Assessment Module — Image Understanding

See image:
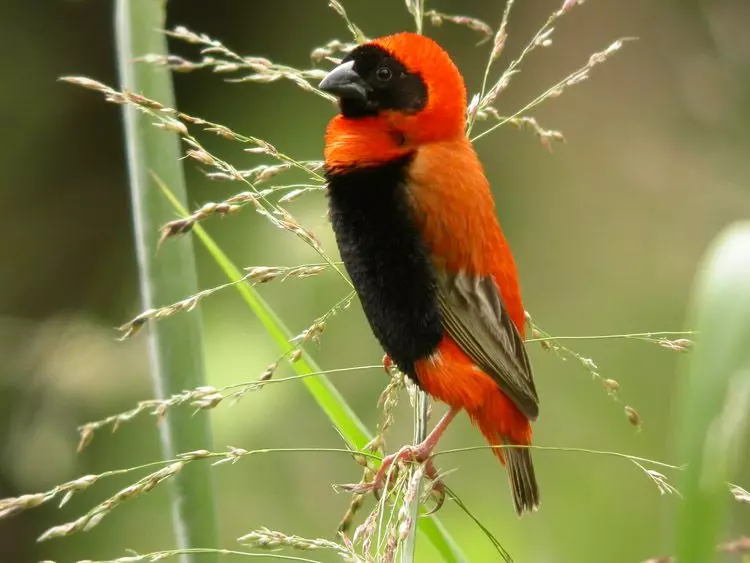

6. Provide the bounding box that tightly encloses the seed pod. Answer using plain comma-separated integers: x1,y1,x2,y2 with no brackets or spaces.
603,379,620,392
624,405,641,428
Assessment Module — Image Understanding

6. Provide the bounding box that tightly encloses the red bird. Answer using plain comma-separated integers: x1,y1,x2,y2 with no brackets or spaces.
320,32,540,514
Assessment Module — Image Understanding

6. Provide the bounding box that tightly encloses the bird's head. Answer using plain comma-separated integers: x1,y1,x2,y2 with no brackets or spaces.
320,32,467,148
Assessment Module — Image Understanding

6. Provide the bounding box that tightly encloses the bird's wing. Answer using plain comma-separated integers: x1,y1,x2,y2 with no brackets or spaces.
434,268,539,420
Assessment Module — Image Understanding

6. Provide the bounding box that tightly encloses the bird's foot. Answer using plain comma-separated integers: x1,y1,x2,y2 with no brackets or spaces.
372,443,432,493
339,409,458,513
339,442,446,512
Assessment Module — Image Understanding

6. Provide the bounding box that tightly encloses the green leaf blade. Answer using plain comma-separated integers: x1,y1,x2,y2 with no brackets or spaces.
676,222,750,563
115,1,220,559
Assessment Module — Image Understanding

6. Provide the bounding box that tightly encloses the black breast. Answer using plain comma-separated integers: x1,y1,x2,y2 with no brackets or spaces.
326,155,443,379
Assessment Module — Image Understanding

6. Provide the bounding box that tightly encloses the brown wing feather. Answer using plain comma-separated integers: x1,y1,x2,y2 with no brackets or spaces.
434,268,539,420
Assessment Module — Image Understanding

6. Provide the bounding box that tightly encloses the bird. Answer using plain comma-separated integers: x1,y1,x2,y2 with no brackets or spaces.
319,31,540,515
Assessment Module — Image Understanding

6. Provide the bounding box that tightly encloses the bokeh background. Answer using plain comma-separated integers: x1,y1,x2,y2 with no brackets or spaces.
1,0,749,562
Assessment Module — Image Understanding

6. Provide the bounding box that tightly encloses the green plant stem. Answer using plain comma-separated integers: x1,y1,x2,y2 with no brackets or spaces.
676,222,750,563
116,1,219,560
401,392,428,562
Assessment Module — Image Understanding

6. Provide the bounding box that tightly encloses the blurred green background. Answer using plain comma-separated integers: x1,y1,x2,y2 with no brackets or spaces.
1,0,749,562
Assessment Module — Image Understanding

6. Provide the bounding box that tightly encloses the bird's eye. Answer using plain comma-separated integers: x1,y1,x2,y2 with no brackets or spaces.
375,66,392,82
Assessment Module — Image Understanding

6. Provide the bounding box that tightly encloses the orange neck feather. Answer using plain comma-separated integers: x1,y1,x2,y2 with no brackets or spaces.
325,32,468,168
324,115,412,168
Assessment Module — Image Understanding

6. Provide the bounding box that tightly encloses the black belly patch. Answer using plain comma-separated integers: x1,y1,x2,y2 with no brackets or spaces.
326,155,443,380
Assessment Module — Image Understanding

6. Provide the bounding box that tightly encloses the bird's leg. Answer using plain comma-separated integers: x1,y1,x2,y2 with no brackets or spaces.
370,407,459,498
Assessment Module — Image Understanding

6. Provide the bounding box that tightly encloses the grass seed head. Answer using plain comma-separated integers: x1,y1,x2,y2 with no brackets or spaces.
604,378,620,393
625,405,642,429
560,0,585,13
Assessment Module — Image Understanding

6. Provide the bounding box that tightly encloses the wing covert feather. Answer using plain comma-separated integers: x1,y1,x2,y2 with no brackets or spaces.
435,269,539,420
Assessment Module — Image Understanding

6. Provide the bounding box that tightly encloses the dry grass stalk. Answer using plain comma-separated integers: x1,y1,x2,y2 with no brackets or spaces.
526,316,692,430
471,36,634,143
3,445,382,539
80,293,361,448
290,292,356,348
145,26,336,101
529,316,635,422
38,462,185,541
731,484,750,503
328,0,367,44
338,368,405,535
425,10,493,42
239,527,348,553
311,39,360,63
630,460,681,497
657,338,693,351
490,114,566,151
60,77,335,275
0,474,98,520
117,263,330,339
76,385,225,451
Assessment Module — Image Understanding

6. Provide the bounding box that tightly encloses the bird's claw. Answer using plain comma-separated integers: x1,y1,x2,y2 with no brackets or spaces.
353,446,447,513
369,444,419,497
334,444,417,499
423,474,446,515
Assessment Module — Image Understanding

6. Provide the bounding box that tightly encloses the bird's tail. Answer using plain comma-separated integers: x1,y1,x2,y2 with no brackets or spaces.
469,396,540,515
502,438,540,515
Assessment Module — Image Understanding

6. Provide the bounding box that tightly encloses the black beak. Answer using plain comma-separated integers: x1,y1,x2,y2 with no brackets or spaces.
319,61,369,101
